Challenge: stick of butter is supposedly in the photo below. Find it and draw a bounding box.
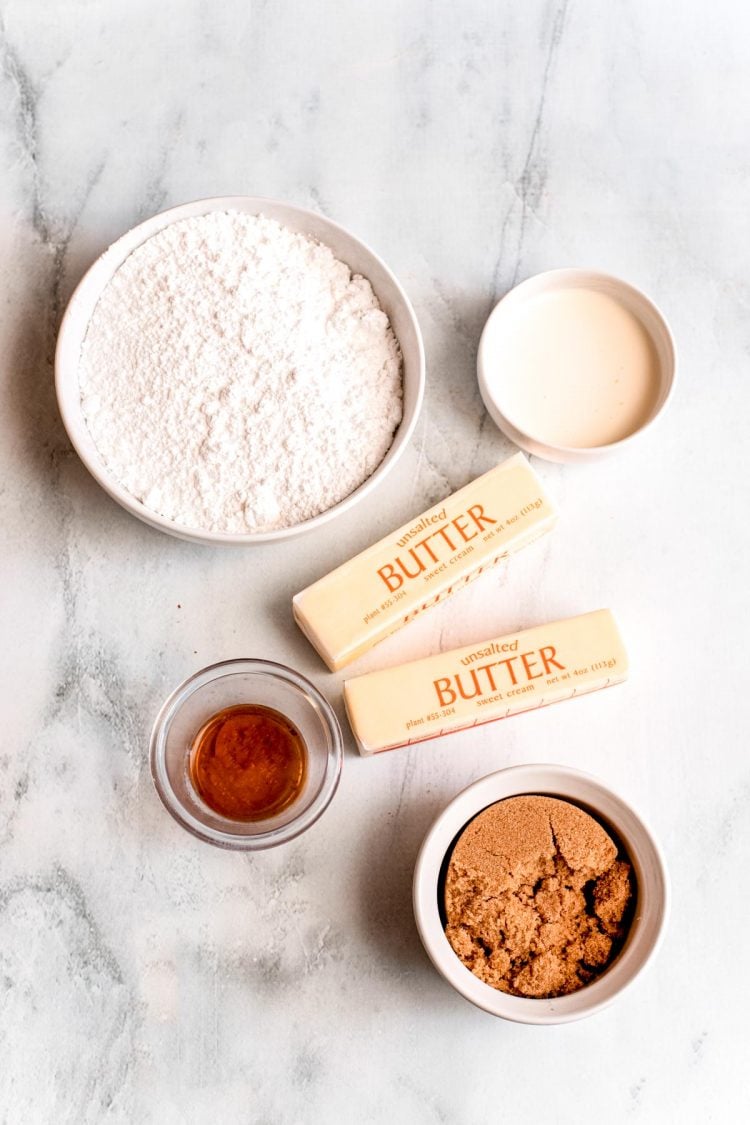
[343,610,628,755]
[293,453,557,671]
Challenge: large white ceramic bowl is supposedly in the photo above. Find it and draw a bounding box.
[55,196,425,545]
[413,764,669,1024]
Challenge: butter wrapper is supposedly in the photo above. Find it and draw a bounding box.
[343,610,628,755]
[293,453,557,671]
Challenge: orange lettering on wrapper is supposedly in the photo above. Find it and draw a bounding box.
[402,552,508,624]
[375,505,498,593]
[466,504,496,531]
[540,645,564,674]
[377,563,403,592]
[431,646,567,706]
[434,677,457,707]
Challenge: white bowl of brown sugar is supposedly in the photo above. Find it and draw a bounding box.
[413,764,669,1024]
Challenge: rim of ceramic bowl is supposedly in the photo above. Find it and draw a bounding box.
[55,195,426,544]
[149,658,343,849]
[413,764,670,1024]
[477,268,677,464]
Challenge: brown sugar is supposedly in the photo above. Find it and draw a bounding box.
[444,795,634,998]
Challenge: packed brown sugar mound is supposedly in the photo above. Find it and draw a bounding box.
[444,795,633,998]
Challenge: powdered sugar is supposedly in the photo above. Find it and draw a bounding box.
[78,211,403,533]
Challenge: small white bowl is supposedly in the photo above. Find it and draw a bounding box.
[477,269,676,463]
[413,764,669,1024]
[55,196,425,545]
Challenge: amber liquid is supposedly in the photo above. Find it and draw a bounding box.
[189,704,307,821]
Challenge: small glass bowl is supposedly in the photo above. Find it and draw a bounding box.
[150,659,343,849]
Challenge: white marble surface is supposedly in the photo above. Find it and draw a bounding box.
[1,1,748,1121]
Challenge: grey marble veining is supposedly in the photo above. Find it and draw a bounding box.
[1,1,748,1121]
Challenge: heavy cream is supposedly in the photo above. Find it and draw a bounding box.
[483,287,661,448]
[293,453,557,671]
[344,610,628,755]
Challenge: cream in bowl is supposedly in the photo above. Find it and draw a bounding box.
[414,765,669,1023]
[477,269,675,463]
[56,197,425,544]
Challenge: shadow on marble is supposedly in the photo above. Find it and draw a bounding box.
[4,239,132,537]
[351,780,471,1013]
[258,580,361,752]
